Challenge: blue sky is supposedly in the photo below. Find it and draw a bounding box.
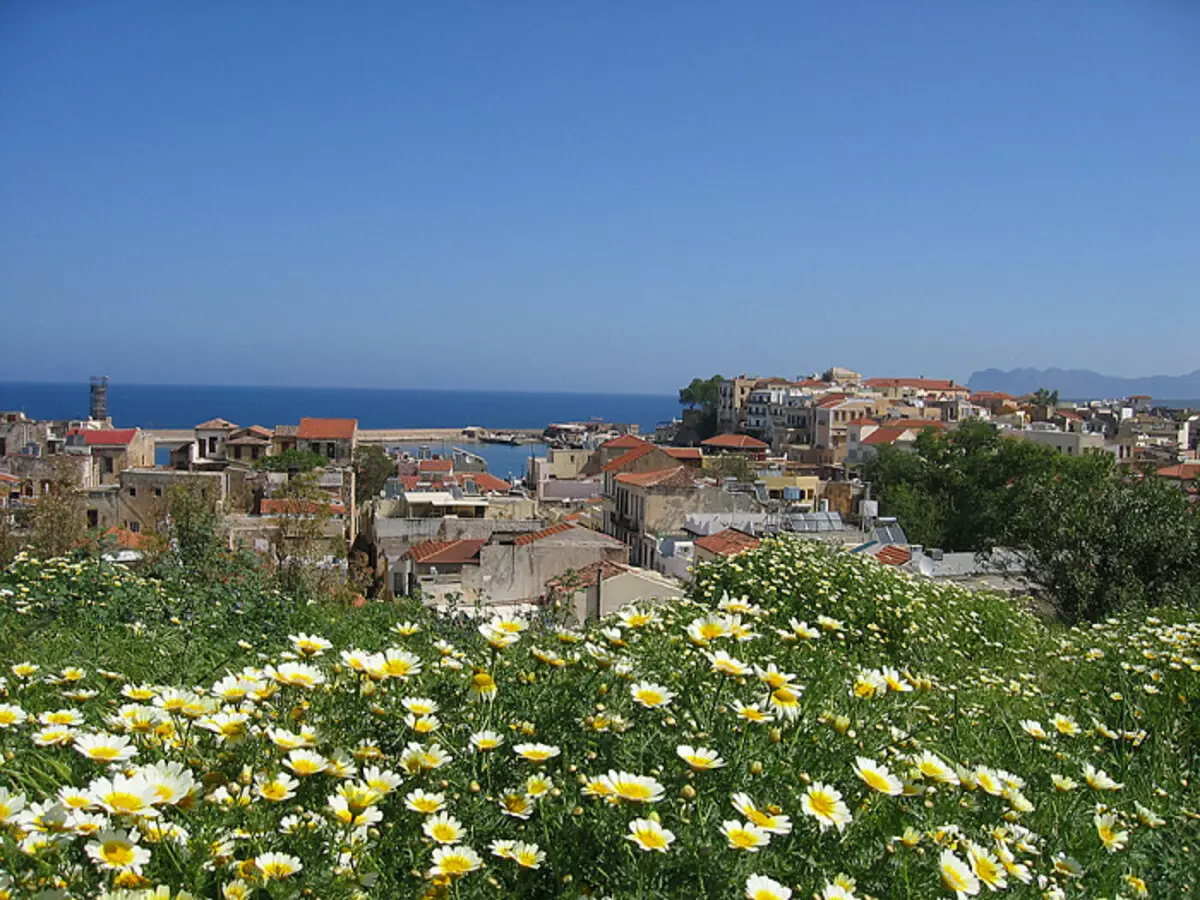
[2,2,1198,393]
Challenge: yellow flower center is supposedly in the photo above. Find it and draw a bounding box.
[636,829,667,849]
[808,793,835,817]
[439,855,474,875]
[101,842,135,866]
[105,792,145,814]
[431,823,457,842]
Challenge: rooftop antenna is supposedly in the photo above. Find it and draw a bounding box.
[89,376,109,421]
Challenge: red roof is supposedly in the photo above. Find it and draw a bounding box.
[601,434,648,450]
[701,433,768,450]
[816,394,851,409]
[0,472,20,484]
[544,560,631,592]
[876,545,912,566]
[513,522,590,546]
[861,427,910,446]
[883,419,944,431]
[260,498,346,516]
[662,447,702,460]
[602,443,660,472]
[406,539,487,565]
[296,418,358,440]
[848,417,877,427]
[1157,463,1200,482]
[864,378,966,392]
[970,391,1014,402]
[102,526,152,550]
[67,428,138,446]
[418,459,454,474]
[465,472,511,493]
[694,528,761,557]
[195,418,237,431]
[614,466,692,488]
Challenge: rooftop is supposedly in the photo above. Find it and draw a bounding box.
[600,434,648,450]
[864,378,966,391]
[406,539,487,565]
[694,528,761,557]
[602,443,660,472]
[297,417,358,441]
[614,466,694,489]
[701,433,768,450]
[66,428,138,446]
[195,418,238,431]
[662,447,702,460]
[876,545,912,566]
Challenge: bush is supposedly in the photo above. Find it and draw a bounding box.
[0,539,1196,897]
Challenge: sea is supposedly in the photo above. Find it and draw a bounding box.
[0,381,682,477]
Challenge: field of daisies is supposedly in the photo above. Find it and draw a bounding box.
[1,539,1197,900]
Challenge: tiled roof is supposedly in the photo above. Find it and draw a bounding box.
[260,498,346,516]
[816,394,850,409]
[602,443,659,472]
[297,418,358,440]
[848,417,877,427]
[864,378,966,391]
[614,466,693,488]
[67,428,138,446]
[544,560,631,592]
[102,525,152,550]
[861,427,910,446]
[876,545,912,566]
[970,391,1015,402]
[662,447,702,460]
[601,434,648,450]
[513,522,576,545]
[701,433,769,450]
[418,459,454,473]
[465,472,511,494]
[406,539,487,565]
[0,472,22,484]
[694,528,761,557]
[1157,463,1200,481]
[195,418,237,430]
[883,419,944,431]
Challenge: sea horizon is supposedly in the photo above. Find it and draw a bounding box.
[0,381,682,434]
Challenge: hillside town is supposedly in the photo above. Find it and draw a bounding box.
[3,369,1197,621]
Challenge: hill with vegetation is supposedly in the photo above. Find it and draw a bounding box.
[1,538,1197,898]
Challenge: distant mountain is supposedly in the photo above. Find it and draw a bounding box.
[967,368,1200,401]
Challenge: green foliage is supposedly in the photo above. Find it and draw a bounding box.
[255,448,329,473]
[1,540,1197,897]
[706,452,759,484]
[678,374,723,410]
[27,455,85,559]
[353,444,396,503]
[866,422,1200,622]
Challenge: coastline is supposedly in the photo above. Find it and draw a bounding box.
[142,427,546,444]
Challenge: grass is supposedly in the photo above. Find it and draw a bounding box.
[0,539,1197,898]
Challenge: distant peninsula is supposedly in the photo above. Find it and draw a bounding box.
[967,368,1200,400]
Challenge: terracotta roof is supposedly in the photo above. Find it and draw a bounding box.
[406,539,487,565]
[297,418,358,440]
[601,434,648,450]
[970,391,1015,402]
[195,418,237,431]
[67,428,138,446]
[544,560,631,592]
[848,417,877,427]
[226,434,272,446]
[260,498,346,516]
[614,466,693,488]
[816,394,851,409]
[602,443,660,472]
[463,472,511,494]
[861,427,910,446]
[1157,463,1200,482]
[513,522,576,545]
[662,447,702,460]
[102,525,152,550]
[864,378,966,391]
[876,545,912,566]
[793,379,831,388]
[694,528,761,557]
[701,433,768,450]
[0,472,21,484]
[418,459,454,474]
[883,419,944,431]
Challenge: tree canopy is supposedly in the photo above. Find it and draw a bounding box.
[865,420,1200,621]
[678,375,723,409]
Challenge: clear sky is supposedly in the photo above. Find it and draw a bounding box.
[2,2,1198,393]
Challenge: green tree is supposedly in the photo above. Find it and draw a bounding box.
[353,445,396,503]
[28,456,85,558]
[255,448,329,473]
[270,472,340,598]
[159,481,226,576]
[706,453,759,484]
[679,375,723,409]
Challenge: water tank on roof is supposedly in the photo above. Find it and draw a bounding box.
[818,498,830,512]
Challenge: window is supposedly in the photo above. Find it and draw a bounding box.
[129,521,140,533]
[154,487,163,497]
[129,487,136,497]
[103,457,114,474]
[327,443,336,458]
[209,436,218,455]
